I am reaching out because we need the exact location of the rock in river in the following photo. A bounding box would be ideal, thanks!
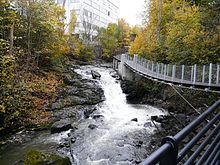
[88,124,98,129]
[51,120,72,134]
[25,150,71,165]
[131,118,138,122]
[91,70,101,79]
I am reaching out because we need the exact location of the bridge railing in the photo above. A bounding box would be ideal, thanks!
[124,54,220,88]
[140,100,220,165]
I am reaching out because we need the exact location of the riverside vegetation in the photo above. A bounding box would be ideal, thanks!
[0,0,133,163]
[0,0,131,138]
[0,0,219,164]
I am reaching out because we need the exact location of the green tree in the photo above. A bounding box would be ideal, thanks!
[97,23,118,58]
[14,0,69,68]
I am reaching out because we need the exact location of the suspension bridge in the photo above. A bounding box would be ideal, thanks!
[113,54,220,164]
[113,54,220,92]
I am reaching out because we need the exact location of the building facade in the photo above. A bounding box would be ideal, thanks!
[55,0,118,40]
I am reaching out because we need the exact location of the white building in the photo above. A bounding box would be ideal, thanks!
[56,0,118,40]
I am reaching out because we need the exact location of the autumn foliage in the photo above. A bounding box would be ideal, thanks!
[129,0,220,64]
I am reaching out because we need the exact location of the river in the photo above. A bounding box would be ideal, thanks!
[0,65,165,165]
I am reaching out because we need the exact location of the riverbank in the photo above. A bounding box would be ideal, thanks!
[0,62,106,164]
[0,64,167,165]
[120,77,220,154]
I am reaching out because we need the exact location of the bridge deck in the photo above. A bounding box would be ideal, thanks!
[114,54,220,90]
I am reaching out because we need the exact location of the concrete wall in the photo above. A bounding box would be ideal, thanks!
[113,54,141,81]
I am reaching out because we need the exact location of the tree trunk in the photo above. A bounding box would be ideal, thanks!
[9,22,14,55]
[156,0,162,43]
[62,0,66,8]
[27,0,32,56]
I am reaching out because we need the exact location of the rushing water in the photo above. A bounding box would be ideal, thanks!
[70,66,165,164]
[0,65,165,165]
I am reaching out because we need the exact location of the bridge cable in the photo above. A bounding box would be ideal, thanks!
[168,83,201,115]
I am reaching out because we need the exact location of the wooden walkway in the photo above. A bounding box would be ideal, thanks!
[113,54,220,90]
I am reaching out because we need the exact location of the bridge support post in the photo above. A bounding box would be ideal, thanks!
[217,64,219,84]
[157,63,160,78]
[172,65,176,81]
[202,65,206,83]
[118,54,126,79]
[133,54,138,70]
[118,54,136,81]
[209,63,212,87]
[164,65,167,80]
[193,64,197,85]
[181,65,185,83]
[167,64,170,77]
[152,61,154,73]
[191,66,194,82]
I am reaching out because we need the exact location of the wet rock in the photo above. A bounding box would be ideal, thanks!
[111,74,118,78]
[71,137,76,143]
[151,115,169,123]
[59,143,65,148]
[51,100,64,111]
[100,63,112,68]
[131,118,138,122]
[83,106,97,118]
[91,70,101,79]
[24,150,71,165]
[111,73,121,80]
[88,124,98,129]
[175,114,186,121]
[92,114,104,119]
[135,159,142,164]
[135,140,143,147]
[51,120,72,134]
[117,141,125,147]
[51,66,105,114]
[63,77,76,86]
[144,122,152,128]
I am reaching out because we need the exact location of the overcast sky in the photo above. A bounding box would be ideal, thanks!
[111,0,146,26]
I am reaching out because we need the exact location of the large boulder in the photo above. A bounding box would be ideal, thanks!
[24,150,71,165]
[51,120,72,134]
[91,70,101,79]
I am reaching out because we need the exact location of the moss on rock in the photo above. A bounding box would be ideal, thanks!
[25,150,71,165]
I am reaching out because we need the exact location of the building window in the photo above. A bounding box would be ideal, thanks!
[108,11,110,16]
[83,9,88,17]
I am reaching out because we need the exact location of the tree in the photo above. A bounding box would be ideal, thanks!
[117,19,131,53]
[80,6,99,44]
[14,0,69,67]
[0,0,72,134]
[129,0,220,64]
[98,23,119,58]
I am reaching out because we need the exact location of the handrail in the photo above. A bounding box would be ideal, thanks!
[140,143,172,165]
[174,99,220,143]
[140,100,220,165]
[117,54,220,88]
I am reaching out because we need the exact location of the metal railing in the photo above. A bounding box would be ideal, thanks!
[124,54,220,88]
[140,100,220,165]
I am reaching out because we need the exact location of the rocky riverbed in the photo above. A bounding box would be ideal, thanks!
[120,77,219,153]
[0,64,167,165]
[0,64,105,165]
